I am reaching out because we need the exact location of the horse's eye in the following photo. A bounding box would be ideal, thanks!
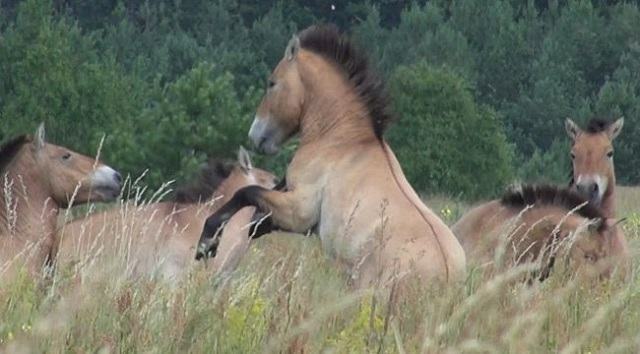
[570,153,576,160]
[584,253,597,263]
[607,151,613,158]
[61,152,72,161]
[267,80,276,89]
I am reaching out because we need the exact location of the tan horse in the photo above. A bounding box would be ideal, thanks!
[452,185,620,279]
[197,25,466,287]
[56,148,276,280]
[565,118,629,269]
[0,124,122,280]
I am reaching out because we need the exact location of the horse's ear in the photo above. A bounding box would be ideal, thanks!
[565,118,581,141]
[34,122,46,151]
[237,146,253,173]
[607,117,624,140]
[285,35,300,61]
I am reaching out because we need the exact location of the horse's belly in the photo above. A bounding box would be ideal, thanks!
[317,195,385,267]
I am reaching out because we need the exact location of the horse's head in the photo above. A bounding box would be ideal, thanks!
[565,118,623,206]
[226,146,277,190]
[250,35,306,154]
[31,123,122,207]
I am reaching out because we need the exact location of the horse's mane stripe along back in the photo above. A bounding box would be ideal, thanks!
[298,25,393,139]
[500,184,606,228]
[172,159,235,203]
[0,135,31,175]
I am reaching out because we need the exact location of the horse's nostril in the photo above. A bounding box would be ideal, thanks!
[591,183,599,192]
[114,172,123,184]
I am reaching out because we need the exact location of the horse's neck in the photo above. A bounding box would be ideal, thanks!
[0,155,58,251]
[206,178,243,213]
[601,186,616,218]
[299,70,376,146]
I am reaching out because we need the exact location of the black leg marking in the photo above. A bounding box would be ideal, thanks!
[195,185,269,260]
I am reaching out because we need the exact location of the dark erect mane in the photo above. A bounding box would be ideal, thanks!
[171,159,235,203]
[500,184,606,227]
[298,25,393,138]
[0,135,31,175]
[585,118,613,134]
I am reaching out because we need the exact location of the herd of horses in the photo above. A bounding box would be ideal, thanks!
[0,25,631,290]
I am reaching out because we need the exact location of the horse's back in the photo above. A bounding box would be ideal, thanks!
[319,143,465,282]
[56,203,177,272]
[57,201,255,280]
[451,200,508,264]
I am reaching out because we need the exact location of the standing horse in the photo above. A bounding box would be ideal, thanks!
[452,185,619,280]
[0,124,122,280]
[56,148,276,280]
[197,25,466,286]
[565,118,629,270]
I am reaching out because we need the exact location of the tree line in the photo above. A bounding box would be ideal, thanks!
[1,0,639,199]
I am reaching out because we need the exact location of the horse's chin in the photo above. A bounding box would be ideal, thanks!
[584,193,603,207]
[252,136,282,155]
[259,143,281,155]
[574,189,603,207]
[92,185,121,202]
[590,198,602,207]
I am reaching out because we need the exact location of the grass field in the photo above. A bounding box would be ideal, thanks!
[1,187,639,353]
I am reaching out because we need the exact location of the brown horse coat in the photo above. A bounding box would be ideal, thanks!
[0,124,121,280]
[565,118,629,272]
[197,25,465,286]
[453,185,621,279]
[56,149,275,280]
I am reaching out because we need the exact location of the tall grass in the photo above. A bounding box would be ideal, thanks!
[0,188,638,353]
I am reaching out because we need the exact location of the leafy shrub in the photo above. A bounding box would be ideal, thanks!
[387,63,513,199]
[109,62,260,188]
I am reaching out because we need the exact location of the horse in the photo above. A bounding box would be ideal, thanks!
[196,25,466,287]
[0,123,122,280]
[452,184,620,280]
[55,147,276,281]
[565,118,629,271]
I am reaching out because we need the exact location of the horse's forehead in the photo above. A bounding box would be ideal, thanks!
[272,57,292,76]
[45,143,98,165]
[574,133,611,154]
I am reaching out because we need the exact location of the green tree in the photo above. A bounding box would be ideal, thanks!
[0,0,144,159]
[110,62,260,188]
[593,42,640,184]
[387,63,513,199]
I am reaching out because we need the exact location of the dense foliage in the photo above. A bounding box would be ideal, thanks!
[1,0,639,199]
[388,63,513,198]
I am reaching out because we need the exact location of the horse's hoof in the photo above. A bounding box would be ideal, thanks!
[195,239,218,261]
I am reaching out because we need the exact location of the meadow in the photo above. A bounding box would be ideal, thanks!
[1,186,638,353]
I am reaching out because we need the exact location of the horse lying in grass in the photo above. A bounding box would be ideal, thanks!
[452,184,623,280]
[55,148,276,281]
[565,118,629,270]
[0,123,121,280]
[197,25,466,287]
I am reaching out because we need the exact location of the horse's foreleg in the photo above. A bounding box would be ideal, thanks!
[247,176,288,239]
[196,185,316,260]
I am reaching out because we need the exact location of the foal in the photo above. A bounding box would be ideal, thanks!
[56,148,276,280]
[0,124,121,280]
[453,185,619,280]
[197,25,465,286]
